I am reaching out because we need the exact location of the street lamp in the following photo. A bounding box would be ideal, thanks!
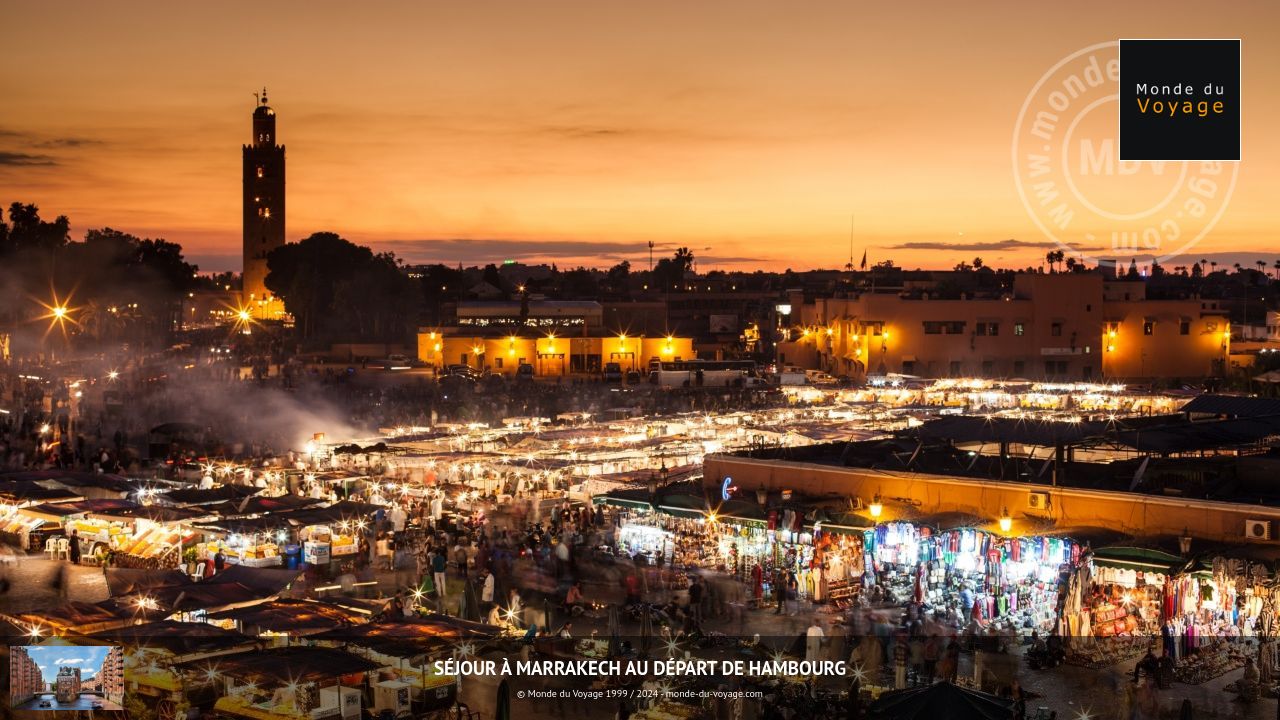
[868,493,883,519]
[999,508,1013,534]
[1179,528,1193,556]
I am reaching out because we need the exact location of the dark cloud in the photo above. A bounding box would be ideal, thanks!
[370,238,761,267]
[0,151,56,166]
[34,137,103,149]
[542,125,629,139]
[887,238,1047,251]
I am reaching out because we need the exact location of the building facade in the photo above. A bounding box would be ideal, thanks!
[9,646,43,704]
[242,88,287,319]
[100,646,125,703]
[779,273,1229,381]
[55,666,81,703]
[420,300,695,375]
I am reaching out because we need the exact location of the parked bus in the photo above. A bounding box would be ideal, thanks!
[648,359,763,388]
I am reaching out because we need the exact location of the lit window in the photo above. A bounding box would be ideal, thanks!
[1143,321,1154,336]
[257,167,264,178]
[1014,323,1025,336]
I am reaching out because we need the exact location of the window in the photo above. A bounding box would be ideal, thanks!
[1179,319,1190,335]
[1085,304,1092,312]
[1082,365,1094,380]
[460,353,469,364]
[1143,321,1154,336]
[924,321,966,334]
[901,361,916,375]
[1051,322,1063,337]
[1014,323,1026,336]
[494,358,504,369]
[975,322,999,336]
[256,166,264,178]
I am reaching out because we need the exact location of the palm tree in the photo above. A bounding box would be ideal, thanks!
[1210,261,1218,273]
[1273,260,1280,280]
[1256,260,1267,274]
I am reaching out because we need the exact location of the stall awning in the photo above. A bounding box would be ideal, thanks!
[1090,546,1183,572]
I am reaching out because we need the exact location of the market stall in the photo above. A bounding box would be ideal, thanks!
[311,614,505,713]
[862,522,1076,637]
[184,646,380,720]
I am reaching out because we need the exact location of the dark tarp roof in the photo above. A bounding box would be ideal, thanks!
[910,415,1107,447]
[0,481,82,503]
[284,500,384,525]
[0,470,135,492]
[174,646,382,684]
[90,504,211,523]
[105,568,192,598]
[205,599,366,633]
[27,498,140,517]
[868,681,1013,720]
[207,494,322,516]
[1181,394,1280,418]
[3,601,140,633]
[90,620,255,654]
[157,485,258,506]
[1111,415,1280,453]
[312,614,503,659]
[107,565,302,613]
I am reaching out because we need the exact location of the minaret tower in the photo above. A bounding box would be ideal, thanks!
[242,87,286,317]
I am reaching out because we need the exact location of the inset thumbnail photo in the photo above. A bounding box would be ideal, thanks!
[9,645,125,712]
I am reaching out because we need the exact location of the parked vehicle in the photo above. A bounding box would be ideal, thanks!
[602,362,623,383]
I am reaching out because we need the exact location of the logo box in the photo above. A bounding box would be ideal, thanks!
[1119,39,1241,161]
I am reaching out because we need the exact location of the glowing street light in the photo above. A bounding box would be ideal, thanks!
[868,494,883,519]
[998,508,1013,534]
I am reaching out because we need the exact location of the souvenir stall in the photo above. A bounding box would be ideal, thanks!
[863,522,1076,637]
[1161,556,1273,684]
[1060,549,1273,681]
[1058,547,1175,669]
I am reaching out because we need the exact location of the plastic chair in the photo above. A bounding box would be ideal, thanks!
[55,537,70,560]
[45,537,58,559]
[192,563,206,580]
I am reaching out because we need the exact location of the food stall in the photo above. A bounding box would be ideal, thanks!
[311,615,504,713]
[182,647,379,720]
[87,505,210,569]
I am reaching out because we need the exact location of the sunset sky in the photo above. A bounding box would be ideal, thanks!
[1,1,1277,273]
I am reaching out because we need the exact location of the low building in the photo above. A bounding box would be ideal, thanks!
[417,330,694,376]
[778,272,1229,381]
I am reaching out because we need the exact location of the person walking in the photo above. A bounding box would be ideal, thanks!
[68,530,81,565]
[432,548,449,600]
[481,568,496,613]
